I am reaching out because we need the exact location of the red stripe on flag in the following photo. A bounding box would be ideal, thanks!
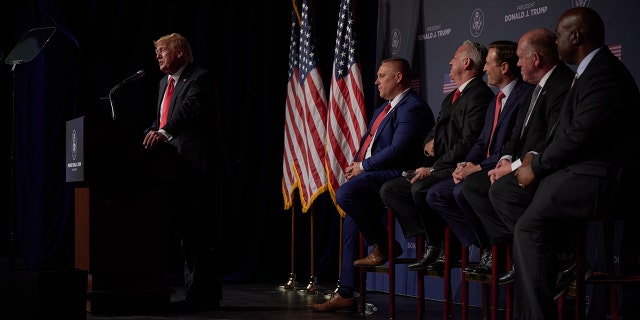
[326,0,367,216]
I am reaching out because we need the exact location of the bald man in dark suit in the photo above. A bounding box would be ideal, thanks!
[490,7,639,318]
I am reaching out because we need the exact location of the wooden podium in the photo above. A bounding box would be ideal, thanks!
[70,116,178,314]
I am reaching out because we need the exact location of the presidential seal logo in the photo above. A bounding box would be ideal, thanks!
[72,129,77,161]
[391,29,401,55]
[573,0,590,7]
[469,9,484,38]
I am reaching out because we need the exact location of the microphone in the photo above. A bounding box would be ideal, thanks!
[121,69,145,84]
[110,70,145,94]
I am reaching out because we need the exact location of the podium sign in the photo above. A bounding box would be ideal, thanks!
[66,116,85,182]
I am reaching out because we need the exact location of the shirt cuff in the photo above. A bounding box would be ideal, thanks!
[159,128,172,141]
[511,159,522,171]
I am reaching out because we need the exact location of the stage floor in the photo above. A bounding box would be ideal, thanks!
[85,282,488,320]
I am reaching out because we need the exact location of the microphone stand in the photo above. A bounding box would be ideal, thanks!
[8,60,18,269]
[102,71,145,121]
[99,88,118,121]
[100,82,123,121]
[106,88,117,121]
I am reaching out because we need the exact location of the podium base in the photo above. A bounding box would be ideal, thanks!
[0,268,87,320]
[87,271,171,314]
[89,288,171,314]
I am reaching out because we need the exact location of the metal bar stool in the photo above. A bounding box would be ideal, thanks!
[416,226,456,320]
[462,243,511,320]
[358,209,417,319]
[557,216,640,320]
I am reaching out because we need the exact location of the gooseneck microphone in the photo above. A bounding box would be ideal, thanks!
[104,70,145,120]
[110,70,145,94]
[121,69,145,84]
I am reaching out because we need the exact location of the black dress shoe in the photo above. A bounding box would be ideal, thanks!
[428,244,464,272]
[463,264,476,272]
[559,262,576,277]
[497,264,515,284]
[554,263,592,298]
[555,263,576,295]
[408,245,442,271]
[556,263,592,291]
[426,248,446,272]
[465,248,492,274]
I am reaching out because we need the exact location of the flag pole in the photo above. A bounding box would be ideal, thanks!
[283,203,298,290]
[333,215,343,295]
[304,206,320,293]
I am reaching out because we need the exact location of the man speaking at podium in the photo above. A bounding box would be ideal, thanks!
[142,32,222,312]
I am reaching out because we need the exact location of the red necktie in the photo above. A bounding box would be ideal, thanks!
[356,102,392,161]
[160,76,174,128]
[451,89,461,103]
[487,91,504,157]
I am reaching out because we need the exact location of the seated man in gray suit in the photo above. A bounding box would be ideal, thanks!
[379,40,494,271]
[426,40,533,273]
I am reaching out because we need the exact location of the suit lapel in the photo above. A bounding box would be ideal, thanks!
[378,91,408,132]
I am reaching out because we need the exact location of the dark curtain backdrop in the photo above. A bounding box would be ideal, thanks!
[1,0,380,285]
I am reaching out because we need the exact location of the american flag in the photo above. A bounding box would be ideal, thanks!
[282,0,328,213]
[609,44,622,60]
[325,0,366,216]
[442,73,457,94]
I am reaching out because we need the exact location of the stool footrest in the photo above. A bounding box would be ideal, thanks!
[586,273,640,284]
[395,258,418,264]
[360,266,389,273]
[464,272,493,283]
[357,258,418,273]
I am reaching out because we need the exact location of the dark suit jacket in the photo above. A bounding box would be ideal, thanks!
[150,63,219,176]
[503,62,574,160]
[356,88,435,173]
[532,47,639,192]
[465,78,533,169]
[424,76,494,177]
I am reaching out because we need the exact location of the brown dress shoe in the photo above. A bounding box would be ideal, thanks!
[353,244,386,267]
[353,242,404,267]
[308,293,355,312]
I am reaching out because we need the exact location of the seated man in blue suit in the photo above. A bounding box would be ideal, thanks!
[309,57,435,312]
